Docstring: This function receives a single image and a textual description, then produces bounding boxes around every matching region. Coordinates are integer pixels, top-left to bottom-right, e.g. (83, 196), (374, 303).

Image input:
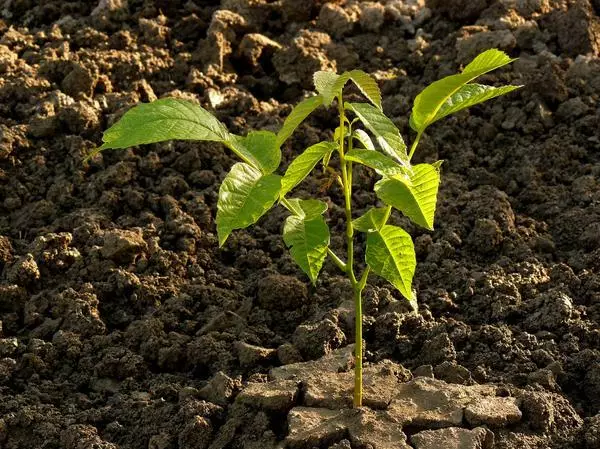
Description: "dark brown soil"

(0, 0), (599, 448)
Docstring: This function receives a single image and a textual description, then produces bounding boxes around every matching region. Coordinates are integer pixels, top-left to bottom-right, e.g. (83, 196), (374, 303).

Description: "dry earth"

(0, 0), (600, 448)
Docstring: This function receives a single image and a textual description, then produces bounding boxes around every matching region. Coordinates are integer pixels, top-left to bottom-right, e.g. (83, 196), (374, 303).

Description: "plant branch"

(327, 248), (347, 272)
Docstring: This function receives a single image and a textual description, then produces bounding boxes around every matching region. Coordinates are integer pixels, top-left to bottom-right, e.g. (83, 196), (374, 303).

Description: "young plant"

(91, 49), (520, 407)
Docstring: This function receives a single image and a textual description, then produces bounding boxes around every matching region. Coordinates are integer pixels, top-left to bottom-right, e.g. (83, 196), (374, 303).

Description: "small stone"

(0, 338), (18, 357)
(257, 274), (308, 311)
(556, 97), (590, 120)
(236, 380), (299, 412)
(234, 341), (276, 367)
(359, 2), (385, 32)
(411, 427), (494, 449)
(318, 3), (354, 38)
(434, 361), (473, 385)
(198, 371), (240, 406)
(6, 254), (40, 285)
(62, 65), (97, 98)
(270, 345), (354, 382)
(292, 319), (346, 359)
(464, 396), (522, 427)
(238, 33), (281, 67)
(413, 365), (434, 378)
(101, 229), (147, 263)
(277, 343), (303, 365)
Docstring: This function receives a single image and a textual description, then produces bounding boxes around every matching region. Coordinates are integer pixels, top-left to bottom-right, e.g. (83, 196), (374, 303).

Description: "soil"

(0, 0), (600, 448)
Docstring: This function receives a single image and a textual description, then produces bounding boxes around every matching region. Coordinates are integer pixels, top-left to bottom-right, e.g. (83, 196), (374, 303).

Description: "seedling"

(91, 49), (520, 407)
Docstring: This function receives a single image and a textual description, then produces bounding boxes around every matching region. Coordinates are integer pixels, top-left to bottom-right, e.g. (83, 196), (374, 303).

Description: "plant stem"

(408, 131), (423, 161)
(327, 248), (347, 272)
(353, 284), (363, 407)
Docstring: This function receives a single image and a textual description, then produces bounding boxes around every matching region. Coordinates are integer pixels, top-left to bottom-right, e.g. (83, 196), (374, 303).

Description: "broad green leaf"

(352, 129), (375, 151)
(283, 199), (330, 284)
(346, 149), (404, 176)
(353, 207), (388, 232)
(410, 49), (517, 133)
(434, 83), (521, 123)
(345, 102), (408, 166)
(281, 142), (337, 198)
(314, 71), (340, 105)
(375, 164), (440, 230)
(366, 225), (416, 301)
(99, 98), (230, 151)
(228, 131), (281, 174)
(285, 198), (328, 218)
(216, 163), (281, 246)
(314, 70), (382, 110)
(276, 95), (324, 147)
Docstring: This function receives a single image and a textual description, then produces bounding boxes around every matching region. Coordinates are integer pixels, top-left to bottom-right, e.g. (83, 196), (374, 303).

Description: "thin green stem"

(327, 248), (347, 272)
(353, 285), (363, 407)
(408, 131), (423, 161)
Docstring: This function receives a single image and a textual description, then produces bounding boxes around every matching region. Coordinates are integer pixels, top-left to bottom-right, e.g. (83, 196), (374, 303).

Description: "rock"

(62, 65), (97, 98)
(292, 319), (346, 359)
(270, 345), (354, 381)
(556, 97), (590, 120)
(178, 416), (212, 449)
(411, 427), (494, 449)
(464, 396), (522, 427)
(91, 0), (128, 17)
(434, 362), (473, 385)
(0, 236), (13, 266)
(318, 3), (355, 38)
(420, 333), (456, 365)
(584, 414), (600, 448)
(543, 1), (600, 56)
(427, 0), (489, 21)
(387, 377), (496, 428)
(236, 380), (299, 412)
(238, 33), (281, 68)
(198, 372), (240, 406)
(234, 341), (276, 367)
(286, 407), (411, 449)
(257, 274), (308, 311)
(6, 254), (40, 285)
(413, 365), (434, 378)
(59, 102), (100, 135)
(277, 343), (303, 365)
(456, 28), (516, 63)
(303, 360), (405, 409)
(0, 338), (18, 357)
(359, 2), (385, 32)
(60, 424), (118, 449)
(273, 30), (337, 88)
(101, 229), (147, 263)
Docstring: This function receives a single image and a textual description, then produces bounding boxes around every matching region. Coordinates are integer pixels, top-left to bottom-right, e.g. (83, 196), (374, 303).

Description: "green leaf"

(346, 149), (404, 176)
(345, 102), (408, 166)
(228, 131), (281, 174)
(410, 49), (518, 133)
(366, 225), (416, 301)
(216, 163), (281, 246)
(314, 71), (340, 106)
(353, 207), (388, 232)
(352, 129), (375, 151)
(375, 164), (440, 230)
(276, 95), (324, 147)
(314, 70), (382, 110)
(281, 142), (337, 198)
(99, 98), (230, 151)
(283, 199), (330, 284)
(434, 83), (521, 123)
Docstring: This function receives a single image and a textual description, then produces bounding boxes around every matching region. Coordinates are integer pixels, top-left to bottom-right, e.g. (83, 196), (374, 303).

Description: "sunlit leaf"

(375, 164), (440, 230)
(216, 163), (281, 246)
(409, 49), (519, 133)
(228, 131), (281, 174)
(366, 225), (416, 301)
(352, 129), (375, 151)
(345, 102), (408, 166)
(276, 95), (324, 147)
(346, 149), (404, 176)
(314, 70), (382, 109)
(283, 199), (330, 284)
(281, 142), (337, 198)
(353, 207), (388, 232)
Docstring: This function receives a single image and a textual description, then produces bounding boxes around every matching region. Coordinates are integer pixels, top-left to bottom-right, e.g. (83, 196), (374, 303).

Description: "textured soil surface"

(1, 0), (600, 448)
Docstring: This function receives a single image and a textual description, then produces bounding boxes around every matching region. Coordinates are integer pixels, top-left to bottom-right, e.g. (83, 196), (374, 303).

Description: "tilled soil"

(0, 0), (599, 448)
